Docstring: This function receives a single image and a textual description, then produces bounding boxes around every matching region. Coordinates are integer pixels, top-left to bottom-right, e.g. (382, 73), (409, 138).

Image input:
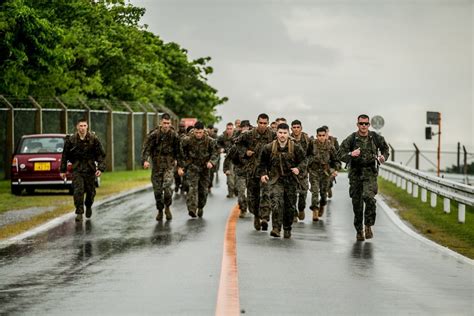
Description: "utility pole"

(426, 111), (441, 177)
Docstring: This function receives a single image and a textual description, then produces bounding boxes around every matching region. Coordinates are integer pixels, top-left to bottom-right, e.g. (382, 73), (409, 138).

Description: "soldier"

(270, 121), (277, 132)
(141, 113), (180, 221)
(234, 119), (241, 130)
(322, 125), (340, 199)
(224, 120), (251, 218)
(60, 118), (106, 222)
(178, 122), (219, 218)
(259, 123), (306, 238)
(174, 122), (187, 193)
(290, 119), (311, 221)
(207, 124), (219, 193)
(217, 122), (237, 198)
(337, 114), (389, 241)
(235, 113), (275, 231)
(306, 127), (340, 222)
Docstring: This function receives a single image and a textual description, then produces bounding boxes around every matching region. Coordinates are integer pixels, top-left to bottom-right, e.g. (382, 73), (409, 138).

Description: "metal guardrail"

(379, 161), (474, 223)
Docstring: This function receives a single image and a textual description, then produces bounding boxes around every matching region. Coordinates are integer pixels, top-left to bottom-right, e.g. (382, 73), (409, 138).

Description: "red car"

(11, 134), (73, 195)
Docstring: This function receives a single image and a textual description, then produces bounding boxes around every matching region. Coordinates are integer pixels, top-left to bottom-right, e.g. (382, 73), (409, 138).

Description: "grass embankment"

(0, 169), (151, 240)
(378, 177), (474, 259)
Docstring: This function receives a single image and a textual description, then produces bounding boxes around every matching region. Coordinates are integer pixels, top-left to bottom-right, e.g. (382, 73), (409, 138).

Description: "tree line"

(0, 0), (227, 123)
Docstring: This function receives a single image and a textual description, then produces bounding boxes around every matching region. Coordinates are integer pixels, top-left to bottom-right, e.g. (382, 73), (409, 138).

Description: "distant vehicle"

(10, 134), (100, 195)
(180, 118), (197, 129)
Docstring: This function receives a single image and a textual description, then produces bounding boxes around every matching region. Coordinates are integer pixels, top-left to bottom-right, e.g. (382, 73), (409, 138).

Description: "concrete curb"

(0, 184), (152, 249)
(377, 195), (474, 266)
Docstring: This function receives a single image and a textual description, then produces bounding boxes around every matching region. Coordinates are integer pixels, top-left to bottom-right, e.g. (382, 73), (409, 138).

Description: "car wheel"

(26, 187), (35, 195)
(11, 185), (22, 196)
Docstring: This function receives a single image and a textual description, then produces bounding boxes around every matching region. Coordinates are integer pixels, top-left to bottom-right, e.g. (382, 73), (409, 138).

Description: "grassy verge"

(378, 177), (474, 259)
(0, 169), (151, 240)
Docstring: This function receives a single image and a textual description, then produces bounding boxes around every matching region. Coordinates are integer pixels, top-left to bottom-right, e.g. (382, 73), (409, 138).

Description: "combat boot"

(270, 228), (281, 238)
(164, 206), (172, 220)
(364, 226), (373, 239)
(318, 205), (325, 217)
(226, 193), (234, 198)
(356, 230), (365, 241)
(298, 210), (305, 221)
(75, 214), (83, 222)
(283, 230), (291, 239)
(253, 216), (261, 231)
(239, 209), (247, 218)
(156, 210), (164, 221)
(85, 206), (92, 219)
(261, 219), (268, 231)
(188, 209), (197, 218)
(312, 208), (319, 222)
(197, 208), (204, 218)
(293, 215), (298, 223)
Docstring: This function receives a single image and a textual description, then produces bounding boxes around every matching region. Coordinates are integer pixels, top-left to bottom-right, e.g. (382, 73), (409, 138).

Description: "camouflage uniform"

(235, 127), (275, 229)
(338, 131), (389, 233)
(60, 132), (106, 215)
(307, 139), (340, 213)
(327, 135), (340, 197)
(179, 132), (219, 215)
(141, 127), (180, 212)
(224, 143), (248, 216)
(174, 127), (187, 193)
(291, 132), (311, 213)
(217, 132), (236, 197)
(259, 140), (306, 235)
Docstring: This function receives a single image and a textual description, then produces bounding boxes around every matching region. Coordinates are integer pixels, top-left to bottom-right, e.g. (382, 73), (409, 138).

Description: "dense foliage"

(0, 0), (227, 123)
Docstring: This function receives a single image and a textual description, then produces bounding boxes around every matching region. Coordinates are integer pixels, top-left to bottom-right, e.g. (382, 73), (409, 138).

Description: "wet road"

(0, 174), (473, 315)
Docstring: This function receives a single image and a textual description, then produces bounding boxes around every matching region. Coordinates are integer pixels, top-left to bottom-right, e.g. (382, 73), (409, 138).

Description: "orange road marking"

(215, 204), (241, 316)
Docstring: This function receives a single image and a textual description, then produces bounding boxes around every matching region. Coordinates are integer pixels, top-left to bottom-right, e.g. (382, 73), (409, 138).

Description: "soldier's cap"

(240, 120), (251, 127)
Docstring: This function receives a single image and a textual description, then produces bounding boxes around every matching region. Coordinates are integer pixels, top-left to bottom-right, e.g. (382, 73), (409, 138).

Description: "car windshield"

(20, 137), (65, 154)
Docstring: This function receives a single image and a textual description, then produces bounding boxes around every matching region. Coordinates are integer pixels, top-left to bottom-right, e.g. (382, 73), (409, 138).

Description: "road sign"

(371, 115), (385, 130)
(427, 111), (440, 125)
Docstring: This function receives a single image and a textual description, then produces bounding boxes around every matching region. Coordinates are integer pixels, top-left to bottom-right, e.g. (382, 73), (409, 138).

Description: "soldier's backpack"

(270, 139), (295, 160)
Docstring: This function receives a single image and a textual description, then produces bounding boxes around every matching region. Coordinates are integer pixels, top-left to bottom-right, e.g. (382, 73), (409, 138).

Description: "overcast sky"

(130, 0), (473, 160)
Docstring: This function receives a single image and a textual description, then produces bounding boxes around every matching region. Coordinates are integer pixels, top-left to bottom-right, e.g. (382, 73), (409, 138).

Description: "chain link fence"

(0, 96), (179, 179)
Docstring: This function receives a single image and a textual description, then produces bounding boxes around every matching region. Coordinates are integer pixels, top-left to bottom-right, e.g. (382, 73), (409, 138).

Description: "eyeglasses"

(358, 122), (370, 126)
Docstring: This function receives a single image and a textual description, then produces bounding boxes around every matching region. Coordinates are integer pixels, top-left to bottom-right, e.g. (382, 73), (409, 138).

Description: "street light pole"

(437, 112), (441, 177)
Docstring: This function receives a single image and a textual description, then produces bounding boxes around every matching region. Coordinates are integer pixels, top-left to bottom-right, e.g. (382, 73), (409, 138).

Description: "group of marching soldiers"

(139, 112), (389, 241)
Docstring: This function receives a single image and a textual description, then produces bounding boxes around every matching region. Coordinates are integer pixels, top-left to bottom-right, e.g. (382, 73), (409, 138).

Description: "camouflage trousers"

(296, 173), (309, 212)
(72, 172), (96, 214)
(246, 176), (271, 220)
(186, 167), (211, 212)
(225, 163), (236, 196)
(349, 168), (378, 232)
(235, 172), (248, 212)
(309, 169), (330, 210)
(151, 167), (174, 211)
(270, 176), (297, 231)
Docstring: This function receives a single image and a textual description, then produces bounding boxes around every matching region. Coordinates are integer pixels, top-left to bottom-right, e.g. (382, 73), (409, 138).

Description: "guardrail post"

(421, 188), (427, 202)
(401, 178), (406, 190)
(396, 176), (402, 188)
(443, 198), (450, 214)
(458, 204), (465, 223)
(430, 192), (437, 208)
(412, 184), (419, 198)
(407, 181), (412, 194)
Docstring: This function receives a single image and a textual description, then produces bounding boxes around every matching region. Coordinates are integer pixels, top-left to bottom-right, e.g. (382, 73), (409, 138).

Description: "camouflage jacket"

(258, 140), (307, 184)
(217, 132), (235, 154)
(178, 134), (219, 171)
(60, 132), (106, 174)
(306, 139), (340, 172)
(337, 131), (389, 173)
(328, 135), (340, 152)
(235, 127), (276, 177)
(141, 127), (180, 169)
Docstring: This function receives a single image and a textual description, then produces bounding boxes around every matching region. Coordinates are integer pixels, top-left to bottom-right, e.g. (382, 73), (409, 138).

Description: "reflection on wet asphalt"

(1, 174), (473, 315)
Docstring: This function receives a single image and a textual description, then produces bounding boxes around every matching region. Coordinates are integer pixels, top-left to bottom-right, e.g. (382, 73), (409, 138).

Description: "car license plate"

(34, 162), (51, 171)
